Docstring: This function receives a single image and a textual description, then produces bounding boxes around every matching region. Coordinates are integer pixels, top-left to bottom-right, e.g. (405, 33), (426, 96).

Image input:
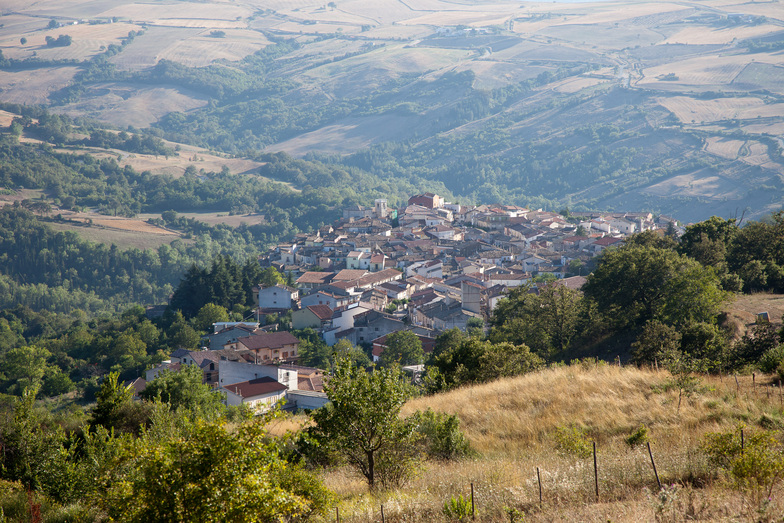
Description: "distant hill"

(1, 0), (784, 220)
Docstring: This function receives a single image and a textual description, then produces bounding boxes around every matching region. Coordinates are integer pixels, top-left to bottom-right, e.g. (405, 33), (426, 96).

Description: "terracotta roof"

(297, 271), (335, 285)
(235, 332), (300, 351)
(306, 305), (334, 321)
(333, 269), (368, 281)
(594, 236), (624, 246)
(223, 377), (287, 398)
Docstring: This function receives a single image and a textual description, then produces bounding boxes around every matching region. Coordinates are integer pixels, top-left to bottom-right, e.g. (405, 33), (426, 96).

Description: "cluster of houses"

(134, 324), (330, 412)
(136, 193), (676, 413)
(261, 193), (676, 344)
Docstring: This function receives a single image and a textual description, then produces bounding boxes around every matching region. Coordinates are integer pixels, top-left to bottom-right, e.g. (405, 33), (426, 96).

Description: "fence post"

(593, 441), (599, 502)
(647, 442), (662, 490)
(336, 506), (340, 523)
(735, 374), (740, 394)
(380, 504), (385, 523)
(753, 373), (756, 396)
(471, 482), (475, 520)
(536, 467), (542, 506)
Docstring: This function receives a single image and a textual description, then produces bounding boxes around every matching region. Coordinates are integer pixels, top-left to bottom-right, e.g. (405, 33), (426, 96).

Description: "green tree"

(91, 371), (151, 435)
(427, 332), (542, 392)
(309, 356), (419, 489)
(2, 344), (50, 394)
(379, 330), (424, 367)
(140, 364), (224, 420)
(105, 413), (331, 522)
(194, 303), (230, 333)
(631, 320), (681, 364)
(332, 338), (371, 368)
(679, 216), (736, 268)
(583, 245), (726, 330)
(490, 283), (582, 358)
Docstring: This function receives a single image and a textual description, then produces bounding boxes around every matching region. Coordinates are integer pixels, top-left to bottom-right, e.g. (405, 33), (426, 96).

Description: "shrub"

(413, 409), (472, 460)
(553, 424), (592, 459)
(443, 494), (472, 520)
(759, 344), (784, 373)
(702, 425), (784, 508)
(625, 424), (650, 449)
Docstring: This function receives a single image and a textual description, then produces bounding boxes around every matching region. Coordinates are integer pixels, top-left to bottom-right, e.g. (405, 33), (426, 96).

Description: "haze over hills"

(1, 0), (784, 221)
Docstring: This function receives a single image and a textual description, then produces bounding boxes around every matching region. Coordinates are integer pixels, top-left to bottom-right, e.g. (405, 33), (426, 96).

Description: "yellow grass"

(322, 363), (784, 521)
(59, 211), (177, 235)
(643, 171), (745, 200)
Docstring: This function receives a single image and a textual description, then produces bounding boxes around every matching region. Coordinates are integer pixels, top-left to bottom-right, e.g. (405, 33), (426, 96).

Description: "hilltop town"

(143, 194), (677, 413)
(260, 194), (677, 351)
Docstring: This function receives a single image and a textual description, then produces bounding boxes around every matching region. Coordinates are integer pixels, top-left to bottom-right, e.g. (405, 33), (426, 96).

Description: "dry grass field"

(662, 23), (783, 45)
(659, 96), (784, 125)
(98, 1), (253, 26)
(47, 221), (181, 250)
(310, 363), (784, 522)
(91, 147), (262, 177)
(640, 52), (783, 91)
(55, 83), (209, 129)
(138, 211), (267, 228)
(0, 66), (80, 105)
(704, 136), (744, 159)
(552, 76), (611, 93)
(724, 292), (784, 338)
(642, 171), (746, 200)
(268, 114), (421, 156)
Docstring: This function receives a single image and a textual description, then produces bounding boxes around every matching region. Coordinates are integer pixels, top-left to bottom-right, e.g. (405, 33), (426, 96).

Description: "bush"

(625, 424), (650, 449)
(553, 424), (592, 458)
(702, 425), (784, 507)
(443, 494), (472, 520)
(759, 344), (784, 373)
(413, 409), (472, 460)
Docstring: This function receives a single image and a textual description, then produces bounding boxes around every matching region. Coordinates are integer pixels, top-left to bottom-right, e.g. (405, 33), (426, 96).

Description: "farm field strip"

(657, 95), (784, 124)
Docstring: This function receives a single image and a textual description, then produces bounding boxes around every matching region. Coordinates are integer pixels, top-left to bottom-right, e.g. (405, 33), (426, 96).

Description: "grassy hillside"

(324, 363), (784, 521)
(1, 0), (783, 220)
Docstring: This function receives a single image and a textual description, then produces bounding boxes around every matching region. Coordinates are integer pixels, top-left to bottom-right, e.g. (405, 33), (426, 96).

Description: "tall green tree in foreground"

(309, 356), (418, 489)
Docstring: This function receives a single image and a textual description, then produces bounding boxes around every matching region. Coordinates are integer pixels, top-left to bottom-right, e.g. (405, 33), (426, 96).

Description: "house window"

(283, 352), (288, 359)
(360, 336), (364, 341)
